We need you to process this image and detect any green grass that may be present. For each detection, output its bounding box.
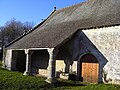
[0,61,120,90]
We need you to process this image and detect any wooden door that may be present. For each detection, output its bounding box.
[82,62,98,83]
[80,54,99,83]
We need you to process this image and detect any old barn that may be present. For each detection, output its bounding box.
[2,0,120,84]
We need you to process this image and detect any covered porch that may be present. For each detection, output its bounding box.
[3,48,59,83]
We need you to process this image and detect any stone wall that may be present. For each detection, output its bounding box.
[4,49,12,70]
[82,26,120,84]
[55,60,77,79]
[56,25,120,83]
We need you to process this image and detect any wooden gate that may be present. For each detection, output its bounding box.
[80,54,99,83]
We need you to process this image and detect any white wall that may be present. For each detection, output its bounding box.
[4,49,12,70]
[81,26,120,84]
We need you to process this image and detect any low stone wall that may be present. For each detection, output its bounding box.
[38,69,48,77]
[38,60,77,79]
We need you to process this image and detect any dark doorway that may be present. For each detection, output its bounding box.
[16,50,26,72]
[31,50,49,74]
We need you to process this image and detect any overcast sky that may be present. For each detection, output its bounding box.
[0,0,86,27]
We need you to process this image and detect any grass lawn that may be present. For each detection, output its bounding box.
[0,61,120,90]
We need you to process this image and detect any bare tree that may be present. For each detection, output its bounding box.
[0,18,34,59]
[0,27,6,47]
[23,21,34,31]
[0,18,34,46]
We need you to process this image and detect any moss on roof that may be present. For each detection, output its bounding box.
[6,0,120,49]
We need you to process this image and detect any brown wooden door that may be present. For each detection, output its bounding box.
[82,62,98,83]
[80,54,99,83]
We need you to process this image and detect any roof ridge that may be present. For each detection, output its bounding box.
[6,0,120,49]
[5,9,56,48]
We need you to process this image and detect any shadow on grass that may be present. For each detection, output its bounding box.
[39,80,86,89]
[54,81,86,87]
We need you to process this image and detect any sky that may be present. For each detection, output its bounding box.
[0,0,86,27]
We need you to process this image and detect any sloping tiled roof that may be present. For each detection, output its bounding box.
[6,0,120,49]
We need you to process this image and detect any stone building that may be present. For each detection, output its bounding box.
[2,0,120,84]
